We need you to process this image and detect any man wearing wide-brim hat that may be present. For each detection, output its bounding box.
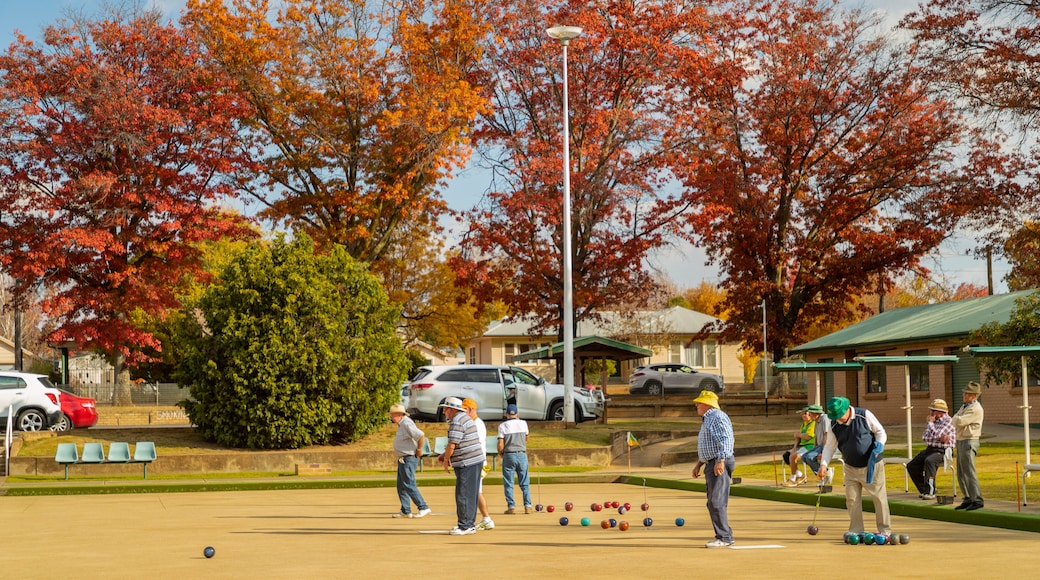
[691,390,736,548]
[389,404,431,518]
[436,397,485,534]
[906,399,956,501]
[952,382,985,510]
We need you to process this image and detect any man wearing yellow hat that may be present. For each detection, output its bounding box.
[691,390,736,548]
[906,399,956,501]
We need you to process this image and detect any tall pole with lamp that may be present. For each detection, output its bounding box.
[762,299,769,417]
[546,25,582,424]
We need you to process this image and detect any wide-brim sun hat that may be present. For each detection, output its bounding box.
[826,397,850,422]
[692,390,720,409]
[389,404,409,415]
[439,397,465,411]
[928,399,949,413]
[802,404,824,414]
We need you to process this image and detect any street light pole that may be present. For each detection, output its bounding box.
[547,25,582,424]
[762,299,769,417]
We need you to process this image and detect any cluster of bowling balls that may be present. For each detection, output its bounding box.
[842,531,910,545]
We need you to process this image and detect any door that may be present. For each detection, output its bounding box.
[0,375,28,421]
[508,367,547,419]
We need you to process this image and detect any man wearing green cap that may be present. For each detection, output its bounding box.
[816,397,891,534]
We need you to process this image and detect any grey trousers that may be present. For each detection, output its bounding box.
[956,439,983,503]
[705,457,735,542]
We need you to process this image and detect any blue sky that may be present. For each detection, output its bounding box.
[0,0,1011,292]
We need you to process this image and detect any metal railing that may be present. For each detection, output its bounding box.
[63,383,190,406]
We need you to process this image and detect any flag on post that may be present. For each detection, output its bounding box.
[627,432,640,449]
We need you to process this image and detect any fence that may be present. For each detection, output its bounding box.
[62,383,190,407]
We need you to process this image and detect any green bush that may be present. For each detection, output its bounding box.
[175,234,408,449]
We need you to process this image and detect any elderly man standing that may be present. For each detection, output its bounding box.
[816,397,891,535]
[691,390,735,548]
[952,381,985,511]
[907,399,956,501]
[389,404,431,518]
[436,397,484,535]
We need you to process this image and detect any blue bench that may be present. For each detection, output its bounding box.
[55,442,157,480]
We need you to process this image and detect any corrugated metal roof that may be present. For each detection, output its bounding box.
[483,306,721,337]
[791,290,1035,354]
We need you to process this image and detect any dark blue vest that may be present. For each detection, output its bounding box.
[832,407,875,468]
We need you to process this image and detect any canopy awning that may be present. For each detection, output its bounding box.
[967,345,1040,469]
[854,355,960,365]
[511,335,652,363]
[773,361,863,372]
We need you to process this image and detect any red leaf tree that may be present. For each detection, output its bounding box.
[455,0,709,338]
[0,8,257,403]
[665,0,1030,359]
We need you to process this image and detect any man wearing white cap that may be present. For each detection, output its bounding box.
[436,397,484,535]
[389,404,431,518]
[691,390,735,548]
[907,399,955,501]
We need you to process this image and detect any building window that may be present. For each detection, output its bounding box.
[906,349,930,391]
[866,363,887,393]
[669,343,682,363]
[685,340,719,368]
[469,347,476,365]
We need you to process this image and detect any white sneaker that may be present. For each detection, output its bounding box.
[415,508,431,518]
[392,511,411,518]
[476,517,495,530]
[705,539,735,548]
[449,527,476,535]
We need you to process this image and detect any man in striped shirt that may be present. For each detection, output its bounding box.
[692,390,735,548]
[437,397,484,535]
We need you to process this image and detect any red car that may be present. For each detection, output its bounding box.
[52,388,98,432]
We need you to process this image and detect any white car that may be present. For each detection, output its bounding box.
[406,365,604,422]
[628,363,725,396]
[0,371,64,431]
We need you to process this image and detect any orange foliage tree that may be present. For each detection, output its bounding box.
[0,8,257,402]
[665,0,1029,359]
[455,0,711,338]
[183,0,490,264]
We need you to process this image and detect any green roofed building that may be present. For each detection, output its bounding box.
[788,290,1035,424]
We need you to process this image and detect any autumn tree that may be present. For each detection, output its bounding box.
[373,228,503,350]
[665,0,1027,360]
[0,8,257,403]
[903,0,1040,264]
[455,0,710,339]
[1003,222,1040,291]
[183,0,490,264]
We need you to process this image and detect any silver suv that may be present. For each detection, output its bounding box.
[407,365,604,422]
[0,371,64,431]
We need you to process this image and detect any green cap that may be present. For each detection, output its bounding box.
[826,397,850,422]
[801,404,824,414]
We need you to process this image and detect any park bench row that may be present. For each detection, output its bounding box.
[55,442,157,480]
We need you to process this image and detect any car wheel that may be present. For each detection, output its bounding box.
[549,401,564,421]
[573,404,584,423]
[51,414,73,433]
[17,409,47,432]
[645,380,662,396]
[705,380,722,393]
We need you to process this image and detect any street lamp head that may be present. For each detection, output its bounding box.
[546,25,583,43]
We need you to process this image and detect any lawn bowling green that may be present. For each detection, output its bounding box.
[0,482,1038,579]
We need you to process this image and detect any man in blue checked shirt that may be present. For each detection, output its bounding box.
[691,390,735,548]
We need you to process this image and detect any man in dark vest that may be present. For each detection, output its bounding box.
[816,397,891,535]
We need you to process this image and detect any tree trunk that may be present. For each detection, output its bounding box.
[112,350,133,406]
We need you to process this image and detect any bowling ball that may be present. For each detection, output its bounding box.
[203,546,215,558]
[643,517,654,527]
[875,533,887,545]
[641,503,650,511]
[618,506,627,514]
[807,525,819,536]
[619,521,630,531]
[601,520,611,529]
[546,505,555,513]
[559,517,569,526]
[624,503,632,511]
[675,517,685,527]
[847,534,860,545]
[535,504,544,512]
[609,518,618,528]
[899,534,911,544]
[565,502,574,511]
[580,517,591,527]
[861,532,876,545]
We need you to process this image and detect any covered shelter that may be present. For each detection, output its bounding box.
[773,360,864,407]
[512,335,652,388]
[967,346,1040,470]
[854,355,959,490]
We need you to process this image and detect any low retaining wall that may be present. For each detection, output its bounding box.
[9,447,614,478]
[607,397,805,419]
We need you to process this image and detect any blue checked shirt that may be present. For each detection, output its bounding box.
[697,407,734,462]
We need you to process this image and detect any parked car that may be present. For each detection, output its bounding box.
[0,371,64,431]
[51,387,99,432]
[628,363,725,396]
[407,364,605,422]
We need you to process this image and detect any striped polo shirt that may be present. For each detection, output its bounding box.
[448,412,484,468]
